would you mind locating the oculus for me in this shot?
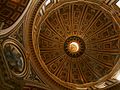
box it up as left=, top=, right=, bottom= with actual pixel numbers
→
left=64, top=36, right=85, bottom=58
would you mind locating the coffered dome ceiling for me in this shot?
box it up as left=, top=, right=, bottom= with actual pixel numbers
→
left=29, top=1, right=120, bottom=89
left=0, top=0, right=29, bottom=29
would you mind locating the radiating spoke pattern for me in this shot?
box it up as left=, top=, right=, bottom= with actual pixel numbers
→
left=38, top=1, right=120, bottom=85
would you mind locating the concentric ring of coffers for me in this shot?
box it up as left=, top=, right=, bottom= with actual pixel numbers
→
left=32, top=0, right=120, bottom=89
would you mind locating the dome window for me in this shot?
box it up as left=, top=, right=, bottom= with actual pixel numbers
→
left=45, top=0, right=51, bottom=6
left=116, top=0, right=120, bottom=8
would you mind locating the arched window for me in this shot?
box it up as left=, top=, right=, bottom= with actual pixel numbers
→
left=113, top=70, right=120, bottom=81
left=45, top=0, right=51, bottom=6
left=116, top=0, right=120, bottom=8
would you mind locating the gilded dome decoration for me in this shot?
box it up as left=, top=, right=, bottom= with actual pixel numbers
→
left=0, top=0, right=119, bottom=89
left=27, top=0, right=120, bottom=89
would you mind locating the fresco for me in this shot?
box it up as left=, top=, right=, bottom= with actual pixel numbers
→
left=4, top=43, right=24, bottom=74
